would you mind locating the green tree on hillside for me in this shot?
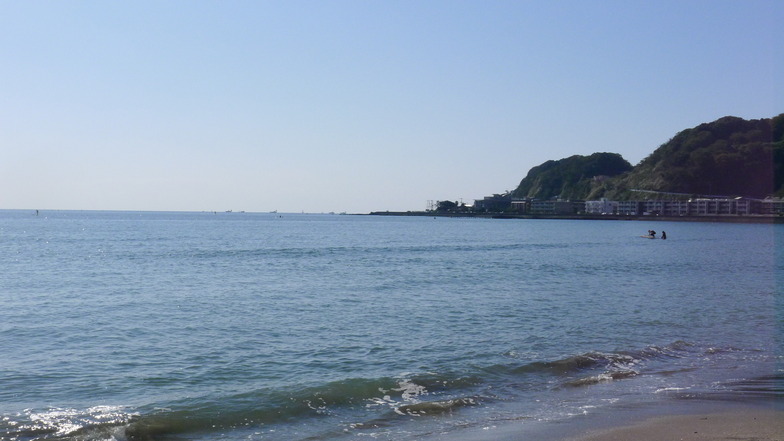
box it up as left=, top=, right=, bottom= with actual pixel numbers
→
left=512, top=152, right=632, bottom=200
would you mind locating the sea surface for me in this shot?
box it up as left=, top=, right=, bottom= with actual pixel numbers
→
left=1, top=210, right=781, bottom=440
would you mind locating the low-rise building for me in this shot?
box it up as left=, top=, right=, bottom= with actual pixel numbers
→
left=689, top=198, right=742, bottom=215
left=473, top=193, right=512, bottom=212
left=510, top=198, right=530, bottom=213
left=585, top=199, right=618, bottom=215
left=583, top=197, right=774, bottom=216
left=759, top=198, right=784, bottom=215
left=617, top=201, right=642, bottom=215
left=664, top=200, right=690, bottom=216
left=530, top=199, right=581, bottom=215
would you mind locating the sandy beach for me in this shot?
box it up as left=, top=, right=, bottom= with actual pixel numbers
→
left=563, top=409, right=784, bottom=441
left=435, top=404, right=784, bottom=441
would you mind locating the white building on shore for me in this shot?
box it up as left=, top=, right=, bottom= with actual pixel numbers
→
left=582, top=197, right=784, bottom=216
left=585, top=199, right=618, bottom=215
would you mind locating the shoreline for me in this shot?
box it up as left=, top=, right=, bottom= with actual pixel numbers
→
left=563, top=408, right=784, bottom=441
left=434, top=401, right=784, bottom=441
left=368, top=211, right=784, bottom=223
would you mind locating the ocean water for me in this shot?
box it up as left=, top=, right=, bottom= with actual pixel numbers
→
left=0, top=210, right=781, bottom=440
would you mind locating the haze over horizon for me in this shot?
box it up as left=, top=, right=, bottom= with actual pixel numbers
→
left=2, top=1, right=782, bottom=214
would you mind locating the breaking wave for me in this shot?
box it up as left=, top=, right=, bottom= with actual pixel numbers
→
left=3, top=340, right=769, bottom=441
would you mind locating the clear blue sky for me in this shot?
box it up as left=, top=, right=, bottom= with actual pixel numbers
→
left=2, top=1, right=781, bottom=213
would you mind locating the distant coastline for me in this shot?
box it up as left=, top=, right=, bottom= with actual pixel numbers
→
left=368, top=211, right=784, bottom=224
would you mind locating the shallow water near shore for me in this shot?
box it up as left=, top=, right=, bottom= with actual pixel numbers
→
left=1, top=210, right=781, bottom=440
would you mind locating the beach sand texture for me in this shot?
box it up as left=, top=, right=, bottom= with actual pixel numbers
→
left=566, top=410, right=784, bottom=441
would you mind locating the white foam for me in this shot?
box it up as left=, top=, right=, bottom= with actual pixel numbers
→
left=394, top=379, right=428, bottom=402
left=655, top=387, right=688, bottom=393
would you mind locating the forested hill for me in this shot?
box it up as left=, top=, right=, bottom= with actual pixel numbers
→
left=511, top=114, right=784, bottom=201
left=511, top=153, right=632, bottom=200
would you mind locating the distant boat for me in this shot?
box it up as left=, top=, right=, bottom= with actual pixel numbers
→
left=269, top=210, right=277, bottom=214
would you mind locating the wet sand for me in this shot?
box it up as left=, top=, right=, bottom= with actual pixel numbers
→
left=432, top=404, right=784, bottom=441
left=564, top=409, right=784, bottom=440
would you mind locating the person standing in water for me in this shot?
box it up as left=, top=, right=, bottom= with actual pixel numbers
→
left=661, top=231, right=667, bottom=240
